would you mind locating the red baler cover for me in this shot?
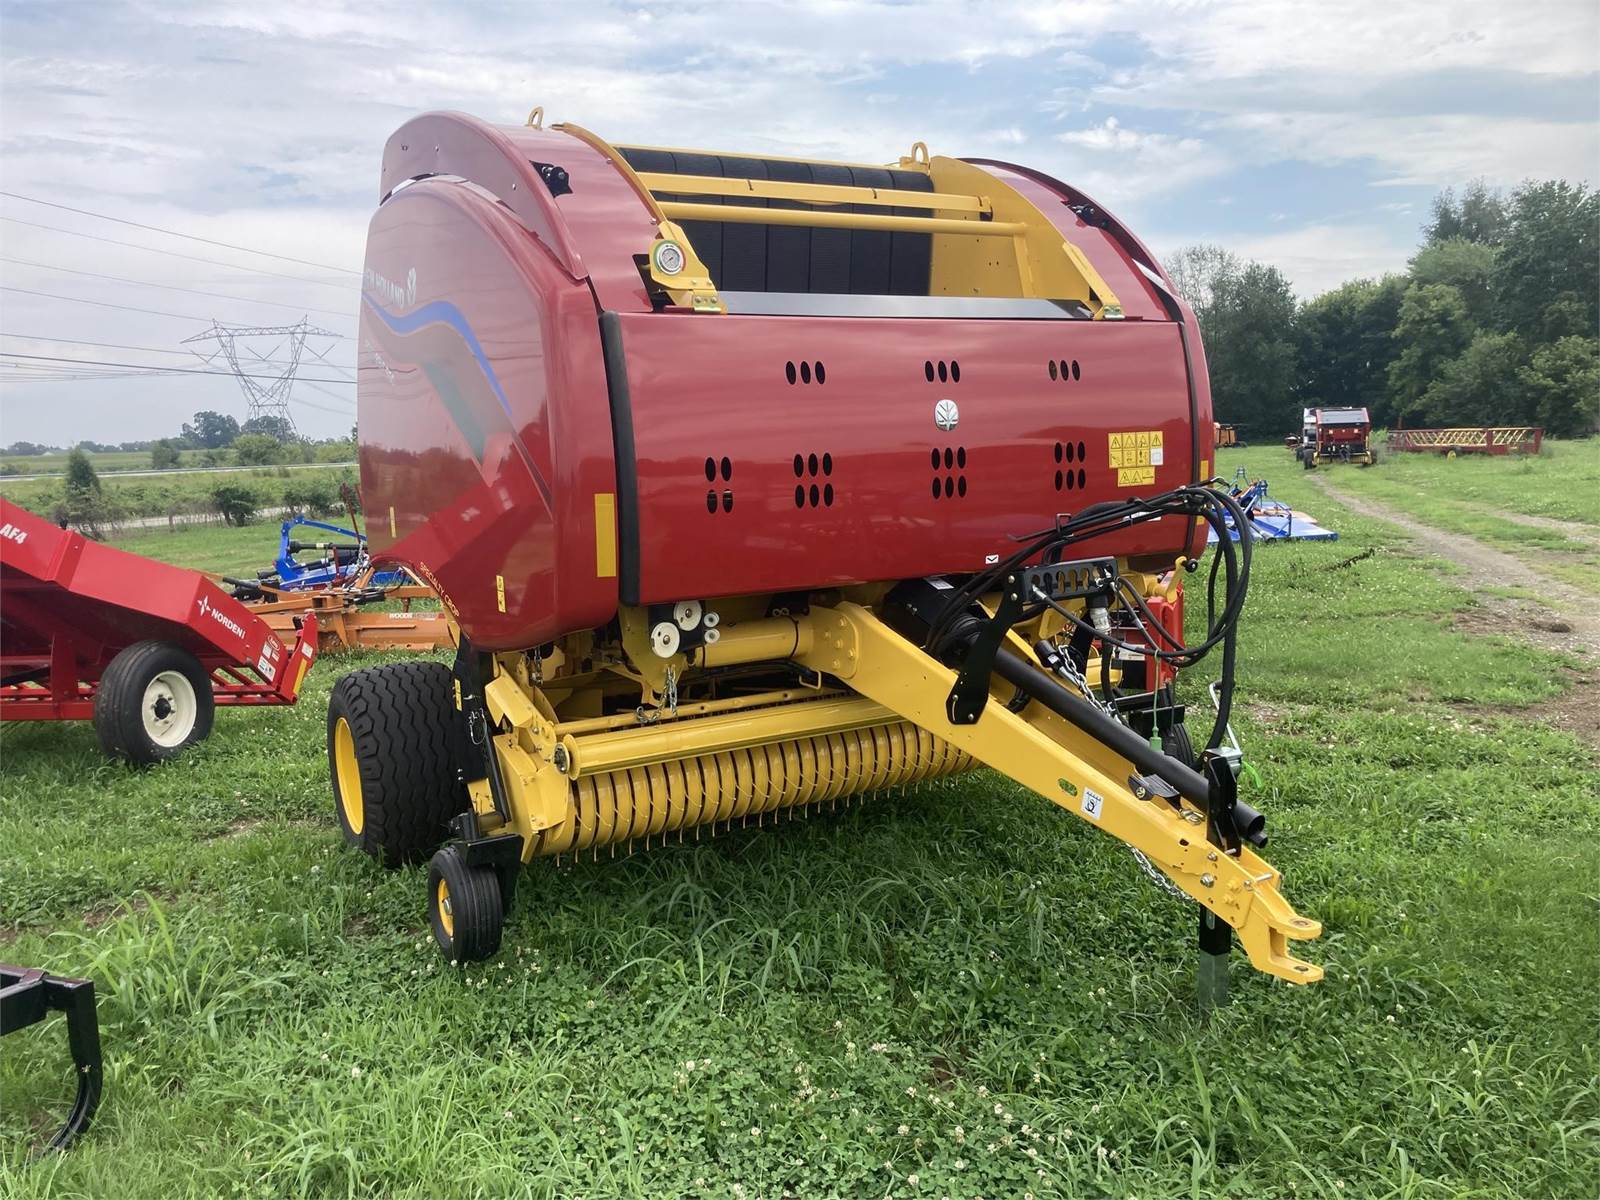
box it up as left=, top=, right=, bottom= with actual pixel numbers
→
left=357, top=113, right=1212, bottom=649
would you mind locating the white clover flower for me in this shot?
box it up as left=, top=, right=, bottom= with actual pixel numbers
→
left=898, top=1125, right=910, bottom=1136
left=351, top=1066, right=362, bottom=1078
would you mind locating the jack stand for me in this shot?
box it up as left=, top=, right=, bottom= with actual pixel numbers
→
left=1197, top=908, right=1231, bottom=1021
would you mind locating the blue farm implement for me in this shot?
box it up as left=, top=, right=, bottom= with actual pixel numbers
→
left=1208, top=477, right=1337, bottom=544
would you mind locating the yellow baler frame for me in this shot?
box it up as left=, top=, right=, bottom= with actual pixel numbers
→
left=465, top=592, right=1322, bottom=987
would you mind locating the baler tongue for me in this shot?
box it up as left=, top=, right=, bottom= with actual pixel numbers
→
left=788, top=599, right=1323, bottom=989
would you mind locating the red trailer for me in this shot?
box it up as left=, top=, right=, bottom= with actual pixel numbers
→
left=1, top=499, right=318, bottom=763
left=1388, top=427, right=1543, bottom=456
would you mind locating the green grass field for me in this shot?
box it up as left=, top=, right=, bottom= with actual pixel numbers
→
left=0, top=450, right=210, bottom=476
left=2, top=448, right=1596, bottom=1198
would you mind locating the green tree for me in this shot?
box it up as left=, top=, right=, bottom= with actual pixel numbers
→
left=1165, top=243, right=1241, bottom=313
left=1423, top=180, right=1509, bottom=246
left=1202, top=262, right=1299, bottom=434
left=1419, top=331, right=1527, bottom=425
left=1492, top=181, right=1599, bottom=340
left=1296, top=275, right=1406, bottom=424
left=241, top=414, right=296, bottom=442
left=1409, top=239, right=1498, bottom=327
left=210, top=484, right=260, bottom=526
left=232, top=433, right=285, bottom=466
left=62, top=447, right=106, bottom=536
left=1387, top=283, right=1474, bottom=421
left=181, top=410, right=241, bottom=449
left=150, top=439, right=181, bottom=469
left=1519, top=336, right=1600, bottom=437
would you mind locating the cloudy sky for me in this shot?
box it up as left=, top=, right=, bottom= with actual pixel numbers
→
left=1, top=0, right=1595, bottom=444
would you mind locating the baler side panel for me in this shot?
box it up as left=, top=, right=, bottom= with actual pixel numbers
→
left=358, top=182, right=618, bottom=650
left=612, top=312, right=1196, bottom=605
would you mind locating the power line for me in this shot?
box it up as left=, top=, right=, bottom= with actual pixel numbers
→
left=0, top=351, right=356, bottom=388
left=0, top=331, right=347, bottom=370
left=1, top=255, right=354, bottom=319
left=0, top=216, right=354, bottom=290
left=0, top=191, right=362, bottom=276
left=0, top=286, right=354, bottom=334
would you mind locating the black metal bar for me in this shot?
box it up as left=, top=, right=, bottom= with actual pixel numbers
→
left=1, top=965, right=102, bottom=1152
left=945, top=575, right=1025, bottom=724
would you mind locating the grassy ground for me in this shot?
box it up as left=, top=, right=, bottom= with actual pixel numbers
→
left=0, top=450, right=211, bottom=476
left=105, top=523, right=282, bottom=577
left=1307, top=440, right=1600, bottom=589
left=2, top=448, right=1596, bottom=1198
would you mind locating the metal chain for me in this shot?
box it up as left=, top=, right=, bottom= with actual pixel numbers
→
left=1054, top=641, right=1119, bottom=719
left=633, top=665, right=679, bottom=725
left=1129, top=847, right=1193, bottom=902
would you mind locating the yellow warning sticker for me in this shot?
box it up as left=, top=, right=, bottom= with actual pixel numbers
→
left=1110, top=432, right=1163, bottom=485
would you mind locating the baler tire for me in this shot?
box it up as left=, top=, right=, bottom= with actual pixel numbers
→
left=1162, top=720, right=1197, bottom=770
left=326, top=661, right=465, bottom=868
left=93, top=640, right=215, bottom=765
left=427, top=844, right=503, bottom=963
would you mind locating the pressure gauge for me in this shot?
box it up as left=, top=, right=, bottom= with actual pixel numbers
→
left=652, top=240, right=686, bottom=276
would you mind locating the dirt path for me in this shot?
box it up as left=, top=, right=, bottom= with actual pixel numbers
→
left=1461, top=503, right=1600, bottom=548
left=1309, top=475, right=1600, bottom=748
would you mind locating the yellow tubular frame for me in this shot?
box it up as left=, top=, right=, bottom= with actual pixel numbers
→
left=792, top=603, right=1323, bottom=985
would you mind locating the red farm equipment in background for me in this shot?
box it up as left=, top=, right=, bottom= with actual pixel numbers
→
left=1302, top=407, right=1374, bottom=467
left=0, top=499, right=318, bottom=763
left=1388, top=427, right=1544, bottom=457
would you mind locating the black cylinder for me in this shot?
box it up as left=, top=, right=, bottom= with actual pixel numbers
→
left=1231, top=799, right=1267, bottom=848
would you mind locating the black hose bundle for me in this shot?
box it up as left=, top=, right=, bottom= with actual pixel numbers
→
left=921, top=483, right=1253, bottom=752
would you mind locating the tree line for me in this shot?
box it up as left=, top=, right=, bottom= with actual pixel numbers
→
left=1169, top=180, right=1598, bottom=438
left=3, top=410, right=355, bottom=473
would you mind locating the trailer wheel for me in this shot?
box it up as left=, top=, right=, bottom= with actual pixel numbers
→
left=326, top=662, right=464, bottom=867
left=1161, top=720, right=1198, bottom=770
left=427, top=844, right=503, bottom=963
left=94, top=640, right=215, bottom=765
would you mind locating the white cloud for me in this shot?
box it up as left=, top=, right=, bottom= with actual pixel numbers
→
left=1053, top=116, right=1222, bottom=205
left=1154, top=221, right=1419, bottom=298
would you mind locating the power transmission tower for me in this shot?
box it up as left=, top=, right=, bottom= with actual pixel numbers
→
left=182, top=318, right=341, bottom=438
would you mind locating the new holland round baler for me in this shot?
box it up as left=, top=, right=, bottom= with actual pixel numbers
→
left=329, top=109, right=1321, bottom=992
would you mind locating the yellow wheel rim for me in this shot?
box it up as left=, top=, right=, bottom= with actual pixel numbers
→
left=333, top=717, right=364, bottom=836
left=436, top=878, right=455, bottom=938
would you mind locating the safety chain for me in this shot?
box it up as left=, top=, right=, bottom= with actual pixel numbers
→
left=1129, top=847, right=1193, bottom=903
left=634, top=665, right=679, bottom=725
left=1055, top=641, right=1119, bottom=719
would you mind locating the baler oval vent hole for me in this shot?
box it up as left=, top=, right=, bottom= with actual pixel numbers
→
left=1077, top=468, right=1086, bottom=489
left=1065, top=442, right=1076, bottom=464
left=1049, top=361, right=1059, bottom=381
left=924, top=360, right=935, bottom=382
left=800, top=361, right=812, bottom=384
left=706, top=491, right=718, bottom=513
left=944, top=477, right=955, bottom=498
left=951, top=361, right=961, bottom=383
left=823, top=484, right=834, bottom=506
left=815, top=362, right=826, bottom=385
left=1071, top=360, right=1081, bottom=381
left=808, top=452, right=820, bottom=476
left=722, top=490, right=734, bottom=513
left=794, top=454, right=805, bottom=477
left=704, top=457, right=717, bottom=482
left=956, top=447, right=966, bottom=469
left=1066, top=470, right=1077, bottom=491
left=1053, top=441, right=1063, bottom=463
left=957, top=476, right=967, bottom=497
left=785, top=361, right=797, bottom=385
left=937, top=361, right=948, bottom=383
left=795, top=485, right=806, bottom=508
left=822, top=453, right=833, bottom=475
left=809, top=484, right=820, bottom=507
left=931, top=478, right=940, bottom=500
left=1058, top=359, right=1069, bottom=380
left=1078, top=440, right=1087, bottom=461
left=1054, top=470, right=1063, bottom=490
left=720, top=457, right=732, bottom=482
left=930, top=448, right=940, bottom=469
left=943, top=448, right=954, bottom=469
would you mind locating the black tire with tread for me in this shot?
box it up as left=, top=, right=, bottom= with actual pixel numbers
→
left=427, top=844, right=503, bottom=963
left=326, top=661, right=465, bottom=867
left=1162, top=719, right=1198, bottom=770
left=93, top=640, right=215, bottom=765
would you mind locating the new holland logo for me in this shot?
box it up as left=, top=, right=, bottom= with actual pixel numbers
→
left=933, top=398, right=959, bottom=432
